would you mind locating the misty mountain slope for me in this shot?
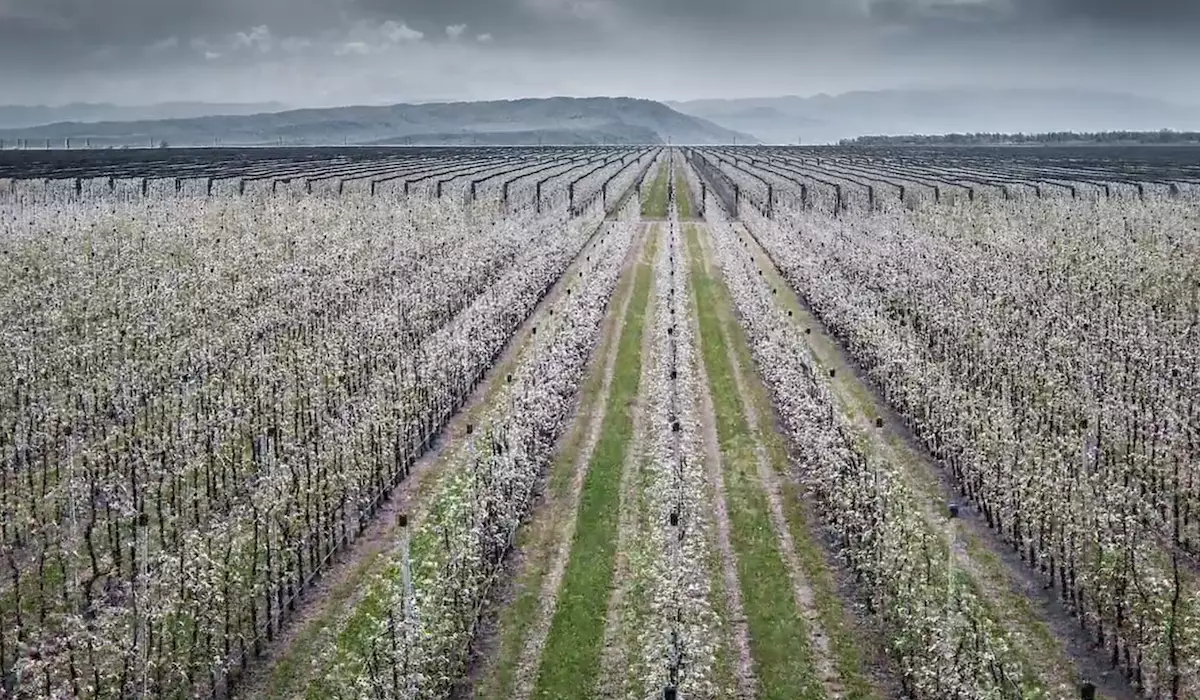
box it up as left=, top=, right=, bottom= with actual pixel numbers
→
left=363, top=122, right=664, bottom=145
left=670, top=89, right=1200, bottom=144
left=0, top=102, right=289, bottom=130
left=0, top=97, right=755, bottom=147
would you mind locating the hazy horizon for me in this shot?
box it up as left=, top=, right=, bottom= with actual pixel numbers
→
left=2, top=0, right=1198, bottom=107
left=6, top=87, right=1200, bottom=112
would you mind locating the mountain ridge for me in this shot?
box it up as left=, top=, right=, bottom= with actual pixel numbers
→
left=0, top=102, right=290, bottom=129
left=0, top=97, right=755, bottom=147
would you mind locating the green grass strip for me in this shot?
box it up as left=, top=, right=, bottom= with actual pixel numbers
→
left=714, top=271, right=881, bottom=700
left=263, top=550, right=385, bottom=699
left=698, top=223, right=878, bottom=699
left=674, top=171, right=693, bottom=219
left=685, top=226, right=823, bottom=700
left=476, top=263, right=636, bottom=700
left=532, top=229, right=657, bottom=700
left=640, top=163, right=669, bottom=218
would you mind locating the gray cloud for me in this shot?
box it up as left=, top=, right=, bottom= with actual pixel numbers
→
left=0, top=0, right=1197, bottom=105
left=1019, top=0, right=1200, bottom=27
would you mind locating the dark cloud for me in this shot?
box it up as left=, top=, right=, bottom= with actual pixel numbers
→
left=1018, top=0, right=1200, bottom=27
left=0, top=0, right=1197, bottom=105
left=862, top=0, right=1200, bottom=34
left=0, top=0, right=343, bottom=68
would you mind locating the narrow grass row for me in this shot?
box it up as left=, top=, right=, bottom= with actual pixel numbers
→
left=686, top=225, right=827, bottom=700
left=641, top=162, right=670, bottom=218
left=473, top=247, right=638, bottom=700
left=532, top=228, right=660, bottom=700
left=690, top=224, right=883, bottom=700
left=675, top=170, right=694, bottom=218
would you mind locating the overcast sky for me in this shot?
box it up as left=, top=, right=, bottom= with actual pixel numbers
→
left=1, top=0, right=1198, bottom=106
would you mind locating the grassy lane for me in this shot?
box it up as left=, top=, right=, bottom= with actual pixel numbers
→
left=532, top=229, right=658, bottom=700
left=685, top=227, right=824, bottom=700
left=475, top=229, right=644, bottom=700
left=640, top=163, right=669, bottom=218
left=690, top=224, right=886, bottom=700
left=595, top=228, right=660, bottom=700
left=675, top=171, right=693, bottom=219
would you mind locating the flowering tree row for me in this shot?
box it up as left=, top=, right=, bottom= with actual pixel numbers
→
left=304, top=198, right=643, bottom=699
left=0, top=191, right=603, bottom=698
left=704, top=197, right=1052, bottom=698
left=740, top=196, right=1200, bottom=698
left=0, top=150, right=645, bottom=212
left=693, top=149, right=1200, bottom=217
left=626, top=184, right=722, bottom=697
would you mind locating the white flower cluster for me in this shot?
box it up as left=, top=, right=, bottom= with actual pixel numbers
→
left=0, top=191, right=603, bottom=698
left=703, top=197, right=1043, bottom=699
left=333, top=198, right=644, bottom=699
left=745, top=197, right=1200, bottom=699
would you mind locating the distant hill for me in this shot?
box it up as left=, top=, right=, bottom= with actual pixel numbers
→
left=669, top=89, right=1200, bottom=144
left=843, top=130, right=1200, bottom=146
left=0, top=97, right=754, bottom=147
left=0, top=102, right=289, bottom=130
left=363, top=123, right=664, bottom=146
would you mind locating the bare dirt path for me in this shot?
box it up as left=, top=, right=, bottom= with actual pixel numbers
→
left=233, top=219, right=618, bottom=700
left=732, top=221, right=1138, bottom=700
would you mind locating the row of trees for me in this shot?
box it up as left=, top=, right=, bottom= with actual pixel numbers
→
left=747, top=195, right=1199, bottom=698
left=706, top=198, right=1045, bottom=698
left=326, top=200, right=642, bottom=698
left=0, top=191, right=603, bottom=697
left=632, top=174, right=722, bottom=696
